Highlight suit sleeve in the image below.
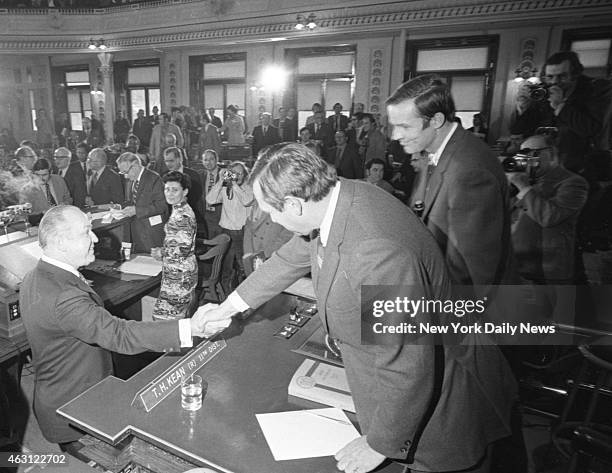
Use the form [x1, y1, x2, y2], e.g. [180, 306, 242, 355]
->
[55, 177, 72, 205]
[109, 172, 125, 205]
[135, 173, 167, 219]
[557, 79, 612, 139]
[446, 167, 505, 286]
[520, 175, 588, 228]
[350, 239, 437, 459]
[55, 285, 180, 354]
[236, 235, 311, 309]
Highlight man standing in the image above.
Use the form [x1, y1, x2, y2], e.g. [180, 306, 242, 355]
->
[329, 130, 362, 179]
[307, 111, 333, 159]
[132, 109, 153, 152]
[27, 159, 72, 214]
[54, 147, 87, 208]
[251, 112, 281, 157]
[387, 75, 514, 289]
[19, 205, 205, 453]
[200, 149, 222, 238]
[327, 102, 349, 134]
[117, 152, 167, 253]
[195, 143, 516, 473]
[208, 107, 223, 129]
[358, 114, 387, 165]
[85, 148, 124, 207]
[149, 113, 184, 166]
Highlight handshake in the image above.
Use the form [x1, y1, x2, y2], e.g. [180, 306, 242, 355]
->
[189, 302, 236, 338]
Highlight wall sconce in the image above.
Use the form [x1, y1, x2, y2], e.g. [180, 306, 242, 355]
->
[88, 38, 107, 50]
[295, 14, 317, 30]
[514, 65, 539, 84]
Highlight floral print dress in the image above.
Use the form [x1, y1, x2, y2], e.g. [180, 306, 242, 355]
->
[152, 200, 198, 320]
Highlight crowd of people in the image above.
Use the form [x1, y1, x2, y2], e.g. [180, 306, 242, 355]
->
[4, 48, 612, 472]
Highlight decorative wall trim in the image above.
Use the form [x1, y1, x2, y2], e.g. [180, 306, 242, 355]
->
[0, 0, 610, 52]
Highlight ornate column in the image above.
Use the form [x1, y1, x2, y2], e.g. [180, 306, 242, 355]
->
[97, 52, 115, 145]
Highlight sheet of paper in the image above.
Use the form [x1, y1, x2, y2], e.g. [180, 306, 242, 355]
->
[0, 231, 28, 245]
[88, 211, 109, 221]
[19, 240, 43, 260]
[256, 408, 359, 461]
[118, 255, 162, 276]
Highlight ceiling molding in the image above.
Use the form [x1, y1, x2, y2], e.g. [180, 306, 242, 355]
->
[0, 0, 610, 53]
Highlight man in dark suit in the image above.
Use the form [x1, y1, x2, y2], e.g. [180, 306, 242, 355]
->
[200, 149, 222, 238]
[193, 143, 516, 473]
[164, 146, 203, 223]
[327, 102, 349, 134]
[251, 112, 281, 157]
[117, 152, 167, 253]
[86, 148, 124, 206]
[207, 107, 223, 129]
[388, 75, 515, 290]
[307, 111, 333, 159]
[19, 205, 205, 451]
[328, 130, 363, 178]
[132, 109, 153, 152]
[54, 147, 87, 208]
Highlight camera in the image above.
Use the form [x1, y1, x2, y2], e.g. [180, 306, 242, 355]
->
[221, 169, 237, 187]
[528, 83, 550, 101]
[502, 154, 541, 173]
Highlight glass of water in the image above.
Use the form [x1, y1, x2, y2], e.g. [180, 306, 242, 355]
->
[181, 374, 203, 411]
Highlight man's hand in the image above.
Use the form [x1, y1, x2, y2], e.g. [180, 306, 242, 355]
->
[192, 302, 235, 338]
[123, 205, 137, 217]
[506, 172, 531, 193]
[547, 85, 565, 110]
[335, 436, 386, 473]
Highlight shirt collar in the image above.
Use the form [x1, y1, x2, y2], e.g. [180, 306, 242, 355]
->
[319, 181, 341, 247]
[429, 122, 457, 166]
[178, 165, 184, 174]
[41, 254, 81, 279]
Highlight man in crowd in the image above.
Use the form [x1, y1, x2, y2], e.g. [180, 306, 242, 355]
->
[75, 142, 90, 174]
[194, 143, 516, 473]
[329, 130, 362, 179]
[364, 158, 394, 194]
[26, 158, 72, 214]
[80, 117, 105, 149]
[150, 106, 160, 126]
[509, 133, 588, 284]
[117, 152, 167, 253]
[251, 112, 281, 157]
[85, 148, 124, 207]
[19, 205, 206, 457]
[198, 114, 221, 157]
[132, 109, 153, 152]
[327, 102, 349, 134]
[208, 107, 223, 129]
[13, 145, 37, 174]
[387, 75, 515, 290]
[54, 147, 87, 208]
[200, 149, 222, 238]
[149, 112, 184, 166]
[358, 114, 387, 164]
[113, 111, 131, 144]
[163, 146, 203, 223]
[205, 161, 253, 292]
[307, 111, 333, 159]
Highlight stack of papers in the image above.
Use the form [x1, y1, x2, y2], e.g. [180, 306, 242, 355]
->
[256, 408, 359, 460]
[118, 255, 162, 276]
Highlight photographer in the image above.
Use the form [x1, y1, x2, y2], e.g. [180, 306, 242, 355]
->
[205, 161, 253, 292]
[507, 133, 588, 284]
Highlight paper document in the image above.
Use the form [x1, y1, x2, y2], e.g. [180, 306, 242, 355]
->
[283, 277, 316, 300]
[289, 359, 355, 412]
[88, 211, 109, 221]
[256, 408, 359, 461]
[118, 255, 162, 276]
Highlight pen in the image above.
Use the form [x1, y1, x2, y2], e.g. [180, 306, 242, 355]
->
[305, 411, 352, 426]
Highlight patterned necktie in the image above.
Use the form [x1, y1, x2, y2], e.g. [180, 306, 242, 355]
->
[45, 183, 56, 206]
[132, 179, 140, 204]
[88, 171, 97, 194]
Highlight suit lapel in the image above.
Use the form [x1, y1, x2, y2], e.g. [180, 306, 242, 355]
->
[315, 179, 353, 332]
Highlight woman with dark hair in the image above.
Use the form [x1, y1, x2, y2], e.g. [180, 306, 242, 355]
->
[151, 171, 198, 320]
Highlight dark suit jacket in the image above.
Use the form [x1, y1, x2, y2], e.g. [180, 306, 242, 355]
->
[243, 209, 293, 260]
[273, 117, 297, 142]
[251, 125, 281, 157]
[307, 122, 334, 157]
[126, 168, 168, 252]
[236, 179, 514, 470]
[132, 117, 153, 149]
[60, 161, 87, 208]
[183, 166, 203, 222]
[19, 260, 181, 443]
[411, 126, 516, 289]
[512, 166, 588, 282]
[328, 143, 363, 179]
[327, 113, 349, 133]
[90, 166, 124, 205]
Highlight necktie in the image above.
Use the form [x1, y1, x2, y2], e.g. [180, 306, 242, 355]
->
[132, 179, 140, 204]
[88, 171, 97, 194]
[336, 116, 340, 131]
[315, 124, 319, 135]
[45, 183, 56, 206]
[335, 147, 343, 167]
[263, 126, 267, 135]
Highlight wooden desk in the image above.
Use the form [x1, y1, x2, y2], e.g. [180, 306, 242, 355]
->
[57, 295, 405, 473]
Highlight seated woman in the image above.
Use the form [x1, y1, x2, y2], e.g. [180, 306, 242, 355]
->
[151, 171, 198, 320]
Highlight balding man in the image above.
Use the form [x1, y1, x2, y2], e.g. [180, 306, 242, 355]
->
[85, 148, 124, 207]
[117, 152, 167, 252]
[19, 205, 206, 455]
[54, 147, 87, 208]
[14, 145, 37, 174]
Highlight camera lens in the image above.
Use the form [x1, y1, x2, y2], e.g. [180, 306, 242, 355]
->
[529, 87, 549, 101]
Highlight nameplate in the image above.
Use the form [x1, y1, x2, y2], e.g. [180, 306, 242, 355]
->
[131, 340, 227, 412]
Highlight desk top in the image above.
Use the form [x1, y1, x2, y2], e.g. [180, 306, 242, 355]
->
[58, 295, 404, 473]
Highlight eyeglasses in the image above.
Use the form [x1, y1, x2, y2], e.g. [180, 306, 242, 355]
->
[34, 171, 50, 177]
[118, 163, 135, 175]
[519, 147, 551, 157]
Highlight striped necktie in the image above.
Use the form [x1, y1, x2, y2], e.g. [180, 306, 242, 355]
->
[132, 179, 140, 204]
[45, 183, 56, 206]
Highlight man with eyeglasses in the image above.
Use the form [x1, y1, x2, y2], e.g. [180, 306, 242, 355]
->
[509, 133, 588, 284]
[26, 158, 72, 214]
[13, 145, 38, 174]
[116, 152, 167, 253]
[54, 147, 87, 208]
